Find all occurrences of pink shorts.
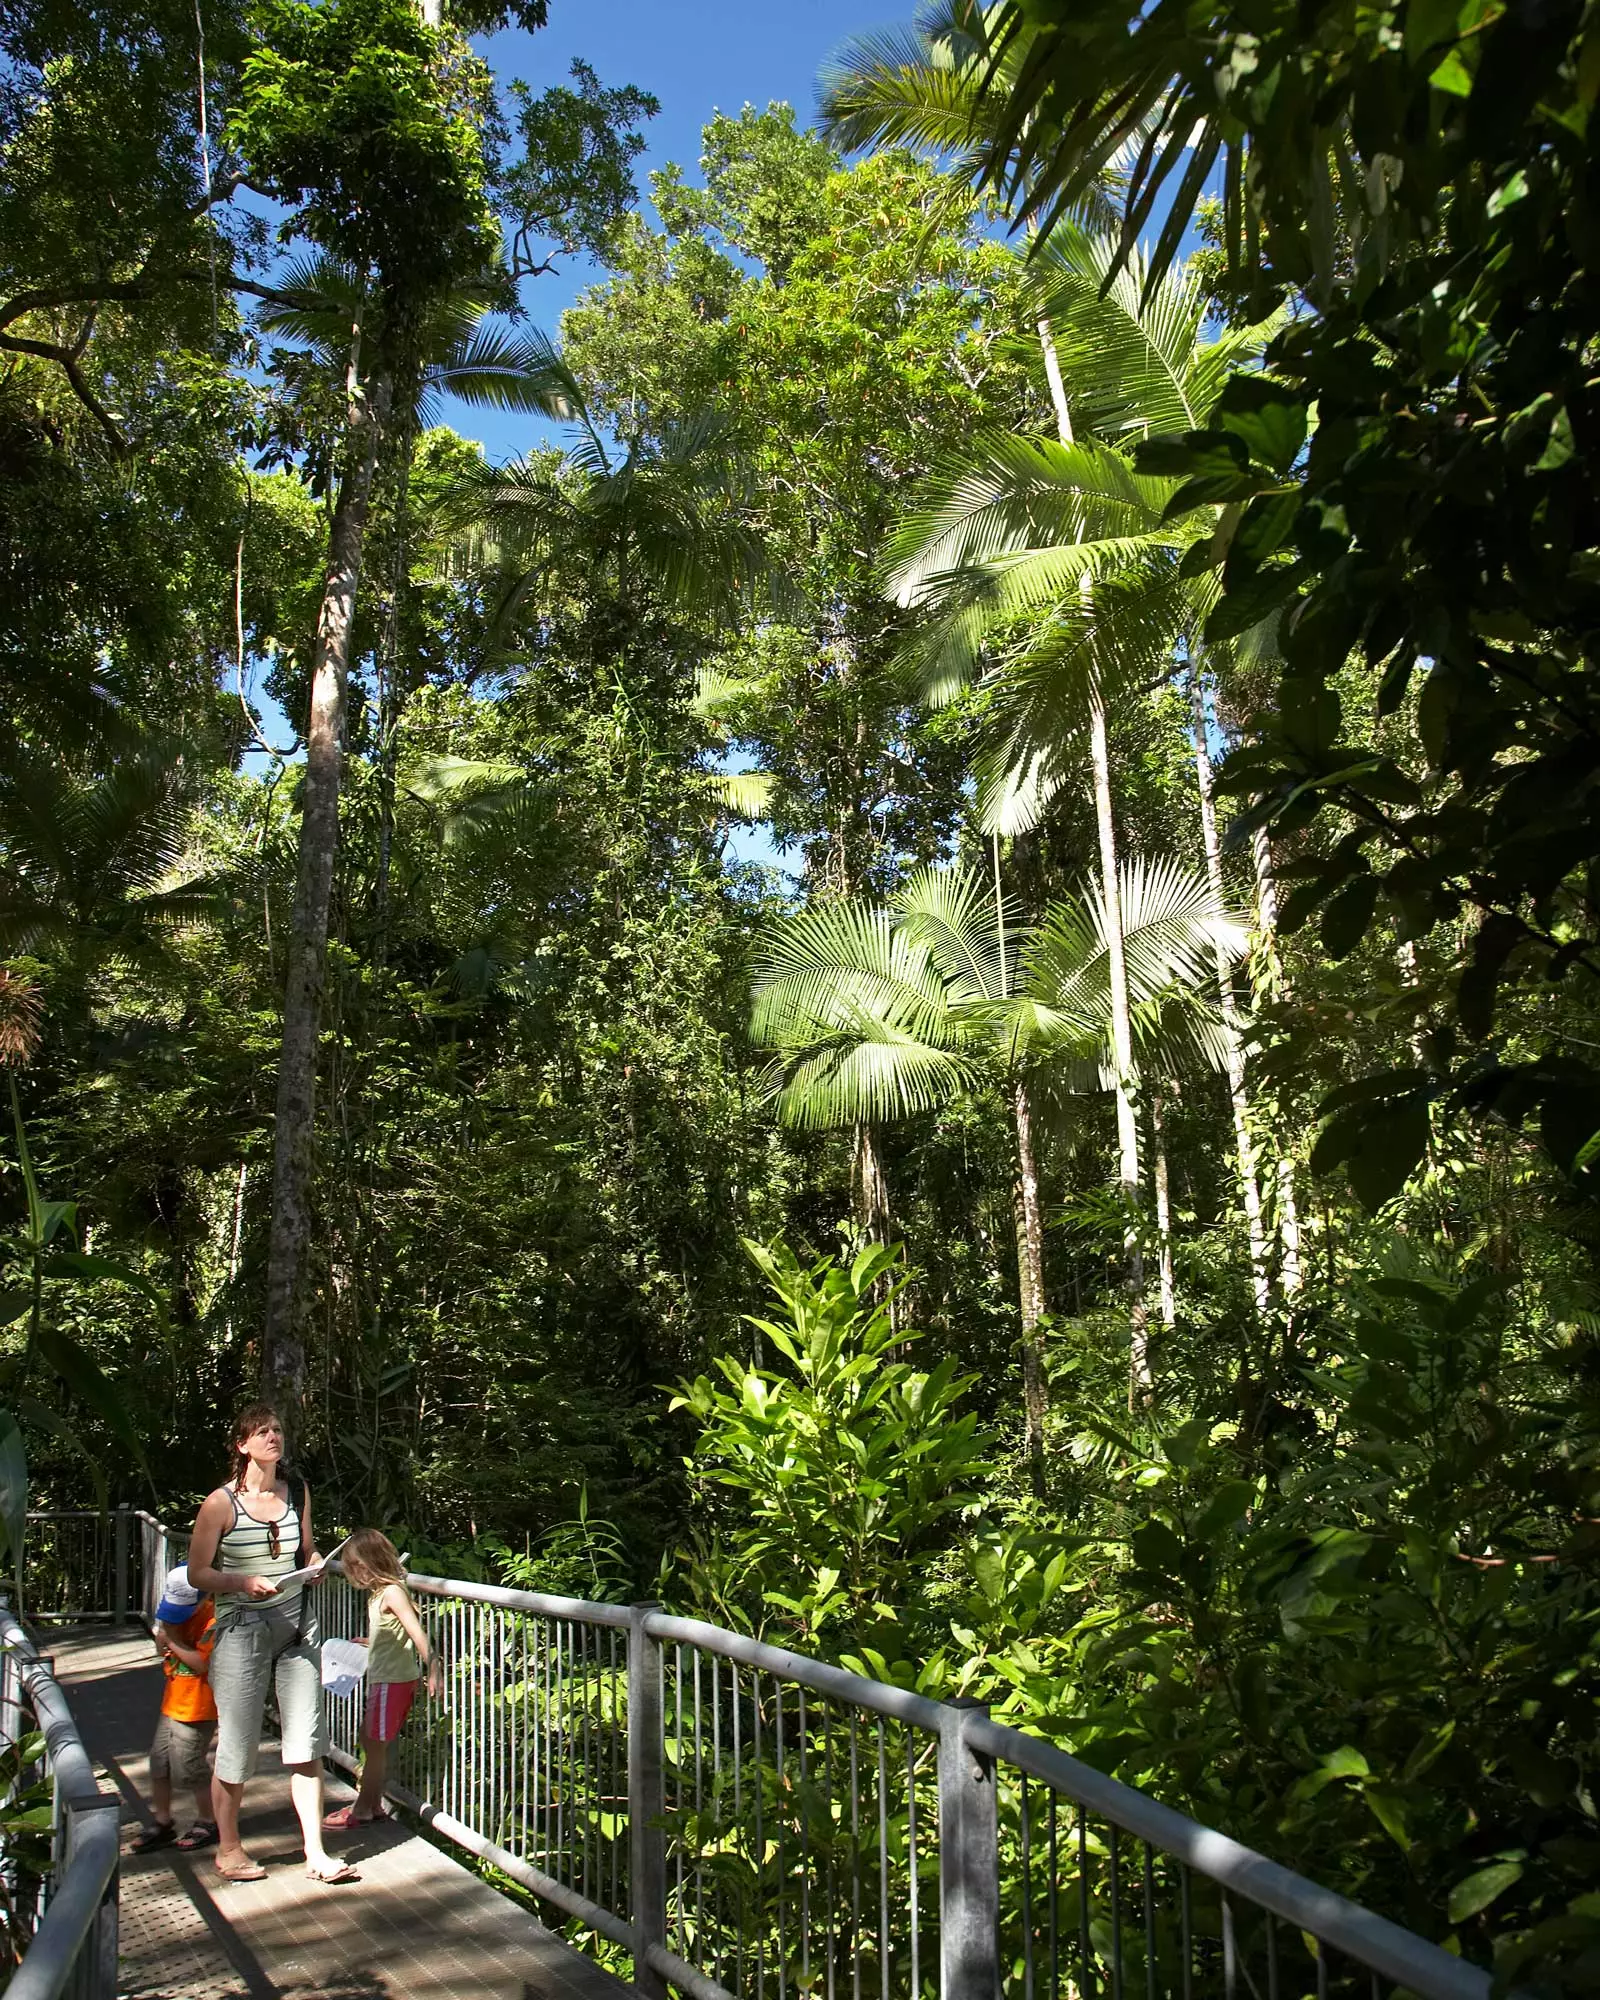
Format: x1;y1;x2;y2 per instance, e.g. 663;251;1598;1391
364;1680;419;1743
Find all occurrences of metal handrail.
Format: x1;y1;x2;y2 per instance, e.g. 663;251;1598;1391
0;1602;118;2000
25;1508;1495;2000
964;1717;1489;2000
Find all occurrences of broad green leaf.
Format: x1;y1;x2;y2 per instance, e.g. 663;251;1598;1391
1447;1861;1523;1923
35;1325;151;1480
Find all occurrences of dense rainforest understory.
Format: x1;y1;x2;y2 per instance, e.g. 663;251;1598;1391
3;0;1599;1987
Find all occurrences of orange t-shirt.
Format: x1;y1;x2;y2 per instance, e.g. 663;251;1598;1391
160;1602;217;1723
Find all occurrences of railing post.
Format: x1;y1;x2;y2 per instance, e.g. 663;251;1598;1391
938;1697;999;2000
627;1603;667;2000
113;1508;129;1624
62;1795;119;1997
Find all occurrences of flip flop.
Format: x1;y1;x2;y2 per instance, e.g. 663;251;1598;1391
131;1821;177;1853
177;1821;218;1851
322;1804;385;1831
214;1856;268;1883
305;1860;360;1884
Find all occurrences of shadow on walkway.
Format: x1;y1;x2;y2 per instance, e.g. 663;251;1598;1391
53;1627;633;2000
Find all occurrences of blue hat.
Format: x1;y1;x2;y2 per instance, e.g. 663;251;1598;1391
155;1563;202;1625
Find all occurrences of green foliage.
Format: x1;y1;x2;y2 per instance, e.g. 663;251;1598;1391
674;1240;984;1649
231;0;495;301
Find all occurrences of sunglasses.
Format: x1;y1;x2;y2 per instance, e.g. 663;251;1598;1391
267;1517;281;1561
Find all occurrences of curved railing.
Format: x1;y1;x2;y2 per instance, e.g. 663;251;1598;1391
0;1603;119;2000
31;1511;1494;2000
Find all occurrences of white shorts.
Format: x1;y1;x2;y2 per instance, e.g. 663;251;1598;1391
209;1600;325;1783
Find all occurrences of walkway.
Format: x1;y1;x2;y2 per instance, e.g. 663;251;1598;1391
52;1628;635;2000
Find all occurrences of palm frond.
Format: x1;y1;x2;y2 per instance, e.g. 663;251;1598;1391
1022;856;1245;1057
709;769;775;818
892;863;1018;1003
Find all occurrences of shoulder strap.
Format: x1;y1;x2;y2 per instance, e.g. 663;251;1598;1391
284;1470;308;1562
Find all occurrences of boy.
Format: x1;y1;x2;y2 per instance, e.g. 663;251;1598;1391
132;1563;219;1853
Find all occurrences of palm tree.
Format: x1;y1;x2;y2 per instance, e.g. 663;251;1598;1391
751;855;1244;1455
882;230;1279;1344
449;348;772;641
0;734;218;981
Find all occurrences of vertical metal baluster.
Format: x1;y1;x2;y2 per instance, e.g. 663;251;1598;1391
520;1615;532;1862
1142;1845;1156;2000
450;1599;462;1824
463;1601;474;1832
493;1607;504;1843
1179;1864;1192;2000
675;1645;686;1957
775;1681;788;2000
1221;1893;1236;2000
907;1735;919;2000
1267;1915;1280;2000
1047;1789;1058;2000
539;1617;551;1869
711;1654;723;1990
1314;1941;1327;2000
545;1618;556;1878
875;1720;889;2000
753;1673;765;2000
798;1687;811;1994
557;1619;568;1885
1369;1974;1380;2000
1109;1826;1124;2000
1023;1773;1035;2000
1077;1809;1093;2000
610;1626;622;1919
850;1714;862;2000
478;1602;489;1835
582;1622;595;1905
733;1661;745;2000
694;1647;705;1963
825;1707;838;2000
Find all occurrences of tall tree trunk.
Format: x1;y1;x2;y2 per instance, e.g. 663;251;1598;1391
1037;317;1148;1395
1151;1087;1176;1329
853;1122;892;1244
1012;1076;1048;1497
1250;823;1305;1297
261;323;390;1430
1090;697;1150;1401
1188;669;1272;1316
995;832;1049;1493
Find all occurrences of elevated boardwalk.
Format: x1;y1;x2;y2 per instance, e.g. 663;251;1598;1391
53;1628;632;2000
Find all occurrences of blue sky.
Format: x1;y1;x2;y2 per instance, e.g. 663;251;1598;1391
250;0;892;877
467;0;893;461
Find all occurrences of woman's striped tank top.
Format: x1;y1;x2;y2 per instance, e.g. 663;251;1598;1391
214;1484;302;1625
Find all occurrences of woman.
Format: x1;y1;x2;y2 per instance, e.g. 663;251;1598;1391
186;1403;356;1884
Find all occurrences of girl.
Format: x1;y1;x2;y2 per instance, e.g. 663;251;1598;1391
322;1530;441;1831
187;1403;356;1885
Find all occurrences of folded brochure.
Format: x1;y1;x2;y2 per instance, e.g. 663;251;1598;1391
277;1535;351;1591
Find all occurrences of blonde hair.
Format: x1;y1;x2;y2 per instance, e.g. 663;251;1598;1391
341;1529;407;1593
228;1403;284;1490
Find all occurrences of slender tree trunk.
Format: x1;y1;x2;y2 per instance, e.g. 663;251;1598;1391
1038;317;1149;1395
261;321;391;1428
1012;1076;1048;1497
1188;668;1272;1315
1151;1087;1176;1329
853;1122;892;1244
1250;823;1304;1297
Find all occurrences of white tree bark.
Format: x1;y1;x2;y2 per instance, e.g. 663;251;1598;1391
1151;1087;1176;1329
1189;669;1272;1315
1037;316;1149;1394
1250;823;1304;1296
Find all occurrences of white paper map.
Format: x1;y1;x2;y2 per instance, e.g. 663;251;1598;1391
321;1636;369;1695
